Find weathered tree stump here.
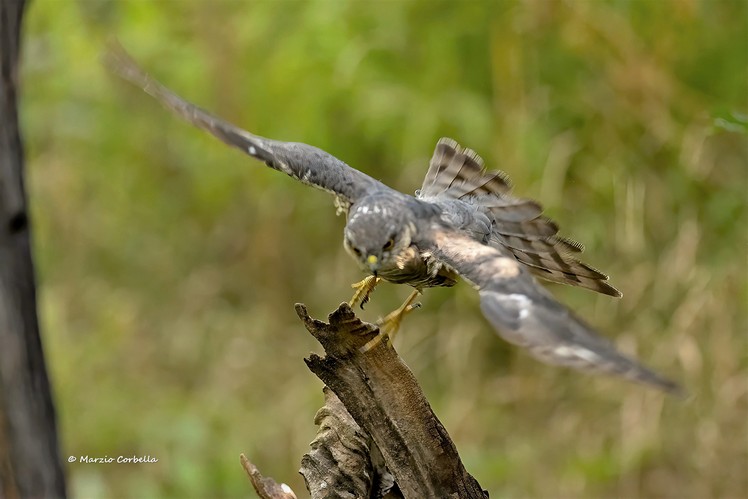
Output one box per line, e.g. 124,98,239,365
298,303,487,499
242,303,488,498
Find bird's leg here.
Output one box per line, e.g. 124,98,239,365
361,289,422,352
349,275,381,309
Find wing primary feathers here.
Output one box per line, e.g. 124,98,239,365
428,229,681,395
478,292,683,395
104,43,269,158
104,42,383,208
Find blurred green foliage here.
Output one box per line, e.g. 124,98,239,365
21,0,746,497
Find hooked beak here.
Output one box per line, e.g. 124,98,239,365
366,254,379,275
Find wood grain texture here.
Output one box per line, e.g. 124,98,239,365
298,303,487,499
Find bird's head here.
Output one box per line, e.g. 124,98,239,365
343,199,414,275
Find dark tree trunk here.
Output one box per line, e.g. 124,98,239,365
0,0,67,497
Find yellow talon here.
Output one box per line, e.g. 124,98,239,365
361,289,422,352
349,275,381,309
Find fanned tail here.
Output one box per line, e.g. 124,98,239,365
419,138,512,198
420,138,621,298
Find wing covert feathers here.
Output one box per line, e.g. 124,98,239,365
422,137,621,297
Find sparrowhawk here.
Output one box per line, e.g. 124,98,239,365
107,47,681,395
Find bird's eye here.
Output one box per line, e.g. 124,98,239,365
382,238,395,251
352,247,361,256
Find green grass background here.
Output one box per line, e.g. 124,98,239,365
21,0,746,497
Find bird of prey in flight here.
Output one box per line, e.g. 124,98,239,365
106,47,681,394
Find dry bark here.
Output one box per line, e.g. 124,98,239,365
298,303,487,499
241,454,298,499
300,387,400,499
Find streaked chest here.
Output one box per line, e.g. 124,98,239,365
379,245,457,289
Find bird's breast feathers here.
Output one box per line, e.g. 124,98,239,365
376,245,457,288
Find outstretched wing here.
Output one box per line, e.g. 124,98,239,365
420,138,621,297
104,45,382,211
427,228,681,394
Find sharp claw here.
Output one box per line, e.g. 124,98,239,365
349,275,380,310
359,290,421,353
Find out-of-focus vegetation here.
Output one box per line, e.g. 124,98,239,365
21,0,746,497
